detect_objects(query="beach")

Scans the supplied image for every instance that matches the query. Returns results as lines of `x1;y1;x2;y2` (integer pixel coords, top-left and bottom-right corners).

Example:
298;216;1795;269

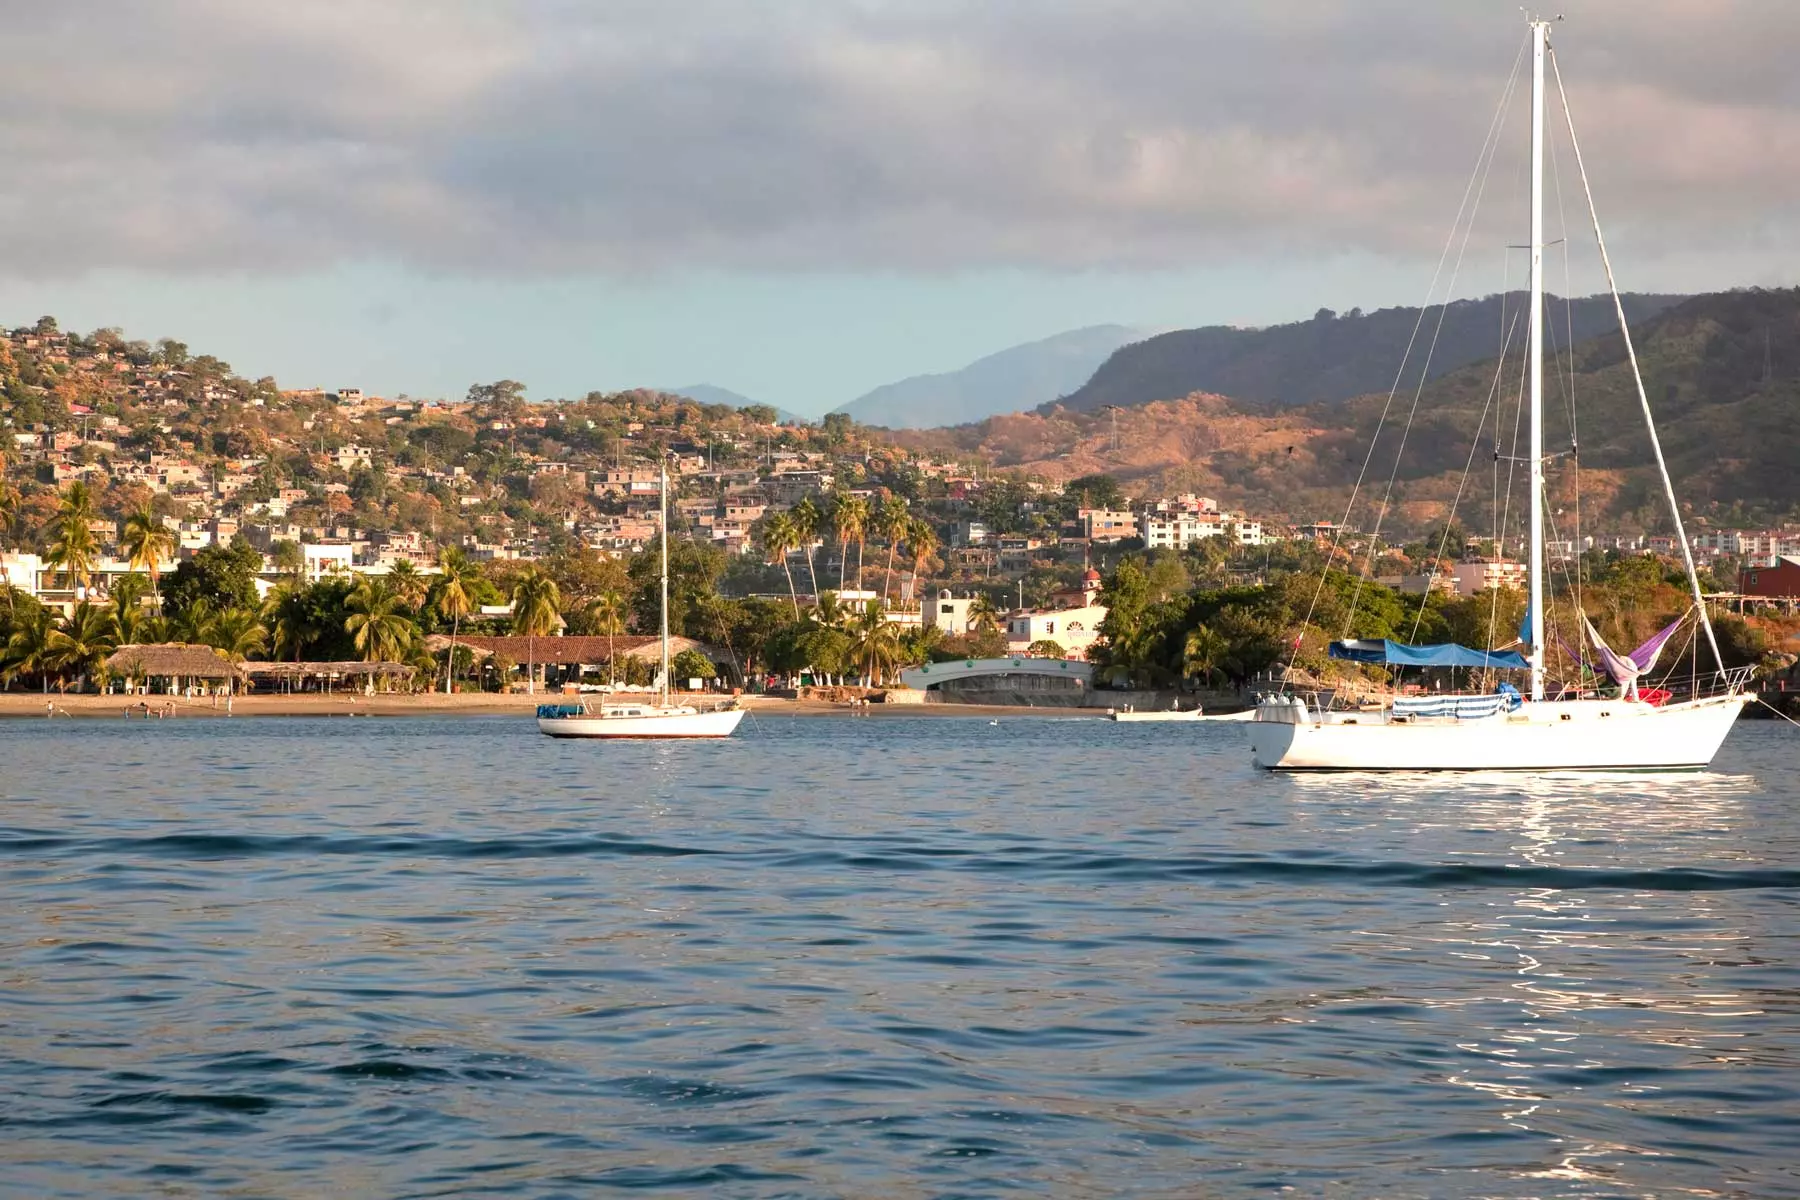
0;691;1108;720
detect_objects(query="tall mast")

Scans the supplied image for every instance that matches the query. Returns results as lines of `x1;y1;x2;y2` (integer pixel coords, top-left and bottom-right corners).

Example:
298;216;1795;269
1527;18;1548;702
659;455;671;707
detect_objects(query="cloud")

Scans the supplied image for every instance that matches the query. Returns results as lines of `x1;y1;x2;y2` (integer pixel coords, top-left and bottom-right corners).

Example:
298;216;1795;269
1;0;1796;278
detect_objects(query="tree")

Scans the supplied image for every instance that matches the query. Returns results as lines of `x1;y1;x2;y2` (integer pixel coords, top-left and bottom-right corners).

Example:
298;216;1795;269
270;539;306;581
345;581;414;665
670;648;718;685
162;537;262;621
848;600;902;684
830;493;871;591
510;568;561;693
48;602;119;691
386;559;428;610
1179;624;1228;687
432;545;481;692
759;511;802;618
907;516;939;586
583;589;628;684
967;592;1001;633
1066;473;1125;511
121;507;177;610
790;495;822;598
2;602;56;691
875;496;910;602
44;482;100;593
208;607;268;664
1026;638;1067;659
110;573;154;644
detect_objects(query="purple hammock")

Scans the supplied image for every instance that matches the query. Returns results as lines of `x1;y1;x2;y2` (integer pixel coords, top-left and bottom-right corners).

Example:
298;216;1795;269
1561;614;1685;696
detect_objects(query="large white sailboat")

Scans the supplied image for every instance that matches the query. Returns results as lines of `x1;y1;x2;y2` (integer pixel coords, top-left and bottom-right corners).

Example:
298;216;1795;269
537;458;745;739
1251;20;1753;772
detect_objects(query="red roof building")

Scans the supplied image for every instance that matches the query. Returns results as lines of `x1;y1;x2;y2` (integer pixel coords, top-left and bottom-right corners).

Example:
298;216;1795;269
1740;556;1800;599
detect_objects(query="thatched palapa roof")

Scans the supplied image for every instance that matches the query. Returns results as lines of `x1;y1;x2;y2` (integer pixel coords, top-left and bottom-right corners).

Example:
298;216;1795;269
434;634;716;667
241;662;415;679
105;643;244;680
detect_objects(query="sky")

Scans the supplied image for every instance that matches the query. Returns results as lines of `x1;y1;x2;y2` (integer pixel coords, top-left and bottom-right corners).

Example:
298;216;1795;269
2;0;1796;416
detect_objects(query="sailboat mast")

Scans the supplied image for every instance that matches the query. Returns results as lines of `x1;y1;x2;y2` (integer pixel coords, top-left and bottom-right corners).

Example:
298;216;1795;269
660;455;671;707
1527;18;1548;702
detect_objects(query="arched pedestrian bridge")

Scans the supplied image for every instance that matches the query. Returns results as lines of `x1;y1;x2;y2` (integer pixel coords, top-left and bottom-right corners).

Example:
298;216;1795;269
898;657;1092;693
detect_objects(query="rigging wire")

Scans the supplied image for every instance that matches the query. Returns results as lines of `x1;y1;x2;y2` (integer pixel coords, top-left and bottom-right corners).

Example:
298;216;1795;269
1283;39;1530;673
1549;46;1728;679
1311;35;1528;654
1407;309;1522;643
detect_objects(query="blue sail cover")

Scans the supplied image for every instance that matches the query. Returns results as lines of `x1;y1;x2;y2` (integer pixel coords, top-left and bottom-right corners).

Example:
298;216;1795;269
1329;639;1530;669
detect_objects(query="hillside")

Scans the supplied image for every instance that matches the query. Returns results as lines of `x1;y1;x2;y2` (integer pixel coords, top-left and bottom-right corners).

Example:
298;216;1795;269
833;325;1145;429
664;384;808;425
1058;293;1687;413
895;288;1800;532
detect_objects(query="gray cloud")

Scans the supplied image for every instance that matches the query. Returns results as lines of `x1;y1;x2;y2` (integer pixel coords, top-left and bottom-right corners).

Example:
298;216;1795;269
1;0;1795;277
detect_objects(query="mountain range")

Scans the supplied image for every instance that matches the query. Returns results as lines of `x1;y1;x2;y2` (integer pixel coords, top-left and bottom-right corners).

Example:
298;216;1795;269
888;287;1800;531
1057;293;1689;414
829;325;1146;429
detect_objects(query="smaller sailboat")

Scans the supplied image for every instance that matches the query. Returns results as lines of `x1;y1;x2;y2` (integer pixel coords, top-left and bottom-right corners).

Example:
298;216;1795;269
537;458;744;739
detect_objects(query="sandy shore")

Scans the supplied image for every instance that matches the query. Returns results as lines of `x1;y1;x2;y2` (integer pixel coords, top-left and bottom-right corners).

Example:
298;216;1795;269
0;692;1110;720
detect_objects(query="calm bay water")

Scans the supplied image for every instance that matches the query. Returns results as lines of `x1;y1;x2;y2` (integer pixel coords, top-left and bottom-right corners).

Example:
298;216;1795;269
1;713;1797;1198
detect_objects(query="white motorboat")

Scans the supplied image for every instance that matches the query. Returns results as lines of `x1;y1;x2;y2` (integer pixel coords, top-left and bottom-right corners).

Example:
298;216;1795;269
1251;20;1752;771
537;459;743;740
1108;708;1205;722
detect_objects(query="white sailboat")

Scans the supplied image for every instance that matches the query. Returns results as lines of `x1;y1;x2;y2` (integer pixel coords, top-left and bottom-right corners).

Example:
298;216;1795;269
1250;20;1753;772
537;458;745;739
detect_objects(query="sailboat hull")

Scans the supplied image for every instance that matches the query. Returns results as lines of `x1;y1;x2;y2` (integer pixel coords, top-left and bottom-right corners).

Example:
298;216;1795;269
1249;694;1748;772
537;707;746;739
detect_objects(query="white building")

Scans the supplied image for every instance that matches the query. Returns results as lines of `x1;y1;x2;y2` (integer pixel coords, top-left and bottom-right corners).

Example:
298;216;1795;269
1005;602;1108;660
1450;559;1528;597
923;589;975;636
302;542;355;578
1143;513;1223;550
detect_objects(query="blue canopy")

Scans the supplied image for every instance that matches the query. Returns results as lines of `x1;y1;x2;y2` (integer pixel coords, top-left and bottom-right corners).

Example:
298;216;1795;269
1329;639;1530;670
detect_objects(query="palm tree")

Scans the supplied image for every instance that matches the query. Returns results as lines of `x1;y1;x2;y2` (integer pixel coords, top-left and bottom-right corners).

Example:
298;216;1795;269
1179;624;1229;688
907;516;939;586
0;478;18;549
849;600;902;685
968;591;1001;633
3;604;57;692
209;607;268;663
172;597;219;646
265;585;316;664
510;568;561;694
121;506;176;611
790;495;822;599
386;559;428;610
876;497;910;603
830;493;868;592
584;589;627;685
812;589;848;630
47;602;119;692
433;546;480;694
345;581;413;665
45;486;101;596
759;512;802;619
110;573;153;643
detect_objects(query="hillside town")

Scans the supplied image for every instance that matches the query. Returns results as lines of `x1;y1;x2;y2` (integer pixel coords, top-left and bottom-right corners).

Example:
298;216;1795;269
2;317;1798;698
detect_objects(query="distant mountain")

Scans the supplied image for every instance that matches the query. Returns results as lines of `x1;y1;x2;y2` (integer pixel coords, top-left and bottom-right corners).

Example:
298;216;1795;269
833;325;1147;429
891;287;1800;529
664;384;808;425
1056;293;1690;413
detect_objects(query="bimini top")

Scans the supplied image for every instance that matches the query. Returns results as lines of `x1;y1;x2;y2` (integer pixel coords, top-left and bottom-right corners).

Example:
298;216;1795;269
1328;639;1529;670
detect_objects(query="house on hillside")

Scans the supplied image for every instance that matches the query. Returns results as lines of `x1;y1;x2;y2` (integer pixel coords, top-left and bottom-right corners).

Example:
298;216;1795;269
1740;556;1800;610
